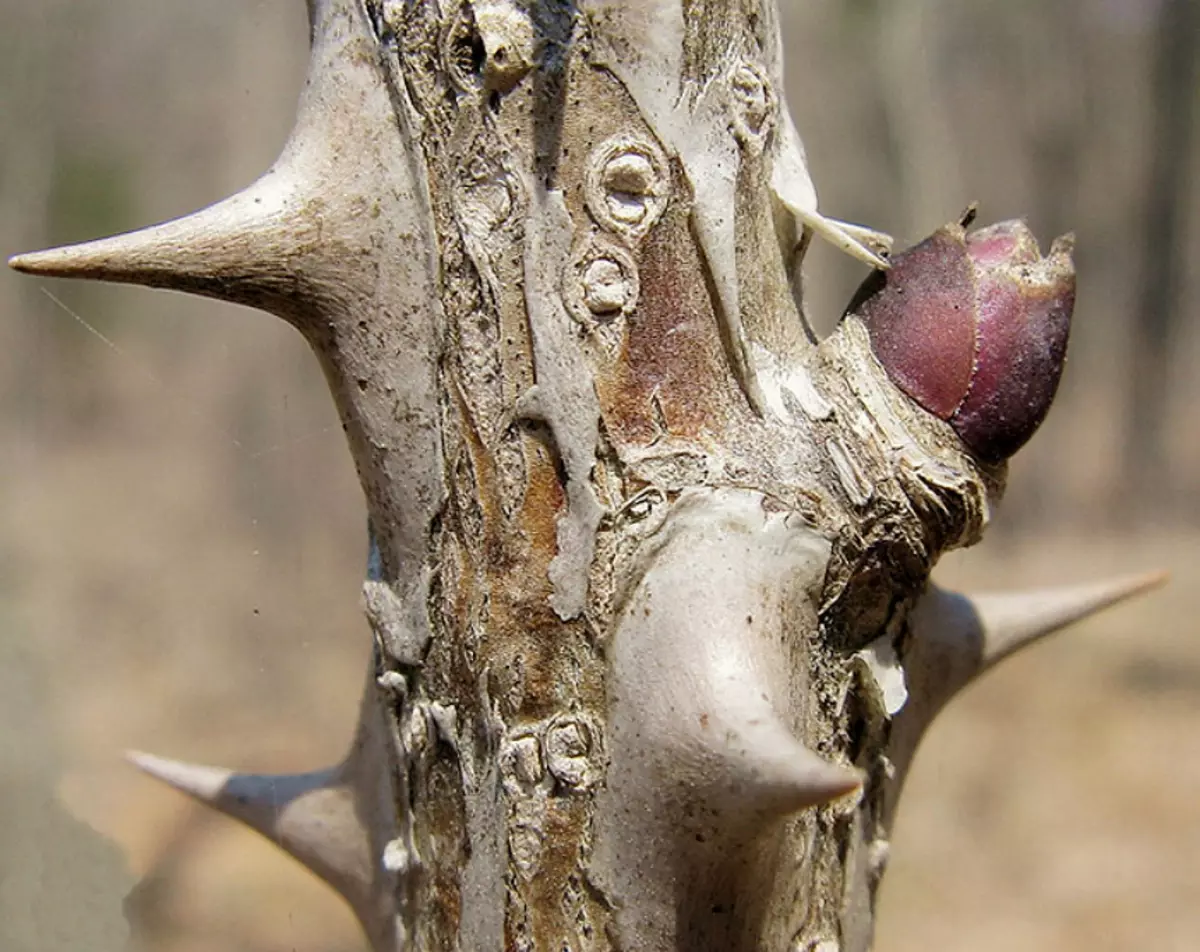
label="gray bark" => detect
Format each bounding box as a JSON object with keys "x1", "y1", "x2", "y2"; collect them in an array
[{"x1": 9, "y1": 1, "x2": 1161, "y2": 949}]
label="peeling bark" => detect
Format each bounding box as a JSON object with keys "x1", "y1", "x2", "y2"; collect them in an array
[{"x1": 9, "y1": 1, "x2": 1162, "y2": 950}]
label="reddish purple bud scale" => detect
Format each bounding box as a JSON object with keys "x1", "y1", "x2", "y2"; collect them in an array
[{"x1": 846, "y1": 214, "x2": 1075, "y2": 462}]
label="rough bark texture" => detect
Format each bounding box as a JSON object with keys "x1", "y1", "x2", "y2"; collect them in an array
[{"x1": 9, "y1": 1, "x2": 1162, "y2": 950}]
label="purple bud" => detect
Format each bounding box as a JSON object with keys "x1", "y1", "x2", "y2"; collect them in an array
[{"x1": 846, "y1": 214, "x2": 1075, "y2": 462}]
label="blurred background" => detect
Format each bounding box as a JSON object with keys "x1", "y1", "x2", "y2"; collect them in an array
[{"x1": 0, "y1": 1, "x2": 1195, "y2": 950}]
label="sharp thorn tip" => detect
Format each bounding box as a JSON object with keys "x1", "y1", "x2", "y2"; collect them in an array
[
  {"x1": 125, "y1": 749, "x2": 233, "y2": 801},
  {"x1": 8, "y1": 252, "x2": 35, "y2": 273}
]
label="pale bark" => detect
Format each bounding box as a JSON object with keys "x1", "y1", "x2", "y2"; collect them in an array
[{"x1": 10, "y1": 1, "x2": 1162, "y2": 950}]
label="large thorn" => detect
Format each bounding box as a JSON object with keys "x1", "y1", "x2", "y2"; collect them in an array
[
  {"x1": 592, "y1": 489, "x2": 859, "y2": 949},
  {"x1": 878, "y1": 571, "x2": 1166, "y2": 825},
  {"x1": 9, "y1": 0, "x2": 423, "y2": 331},
  {"x1": 601, "y1": 488, "x2": 862, "y2": 822},
  {"x1": 960, "y1": 571, "x2": 1167, "y2": 670},
  {"x1": 8, "y1": 170, "x2": 311, "y2": 314},
  {"x1": 128, "y1": 666, "x2": 402, "y2": 951},
  {"x1": 893, "y1": 571, "x2": 1166, "y2": 760},
  {"x1": 126, "y1": 752, "x2": 384, "y2": 923},
  {"x1": 908, "y1": 571, "x2": 1167, "y2": 699}
]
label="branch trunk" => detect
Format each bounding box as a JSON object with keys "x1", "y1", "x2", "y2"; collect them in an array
[{"x1": 9, "y1": 1, "x2": 1160, "y2": 950}]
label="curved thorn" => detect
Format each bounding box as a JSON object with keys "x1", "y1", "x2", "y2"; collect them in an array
[
  {"x1": 730, "y1": 716, "x2": 863, "y2": 813},
  {"x1": 593, "y1": 490, "x2": 858, "y2": 948},
  {"x1": 599, "y1": 489, "x2": 860, "y2": 821}
]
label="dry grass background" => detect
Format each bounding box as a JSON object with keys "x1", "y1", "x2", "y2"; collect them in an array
[{"x1": 0, "y1": 2, "x2": 1195, "y2": 950}]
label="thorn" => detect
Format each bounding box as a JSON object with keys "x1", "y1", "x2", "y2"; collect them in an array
[
  {"x1": 125, "y1": 750, "x2": 370, "y2": 893},
  {"x1": 905, "y1": 571, "x2": 1168, "y2": 709},
  {"x1": 731, "y1": 717, "x2": 864, "y2": 813},
  {"x1": 880, "y1": 570, "x2": 1167, "y2": 824},
  {"x1": 127, "y1": 704, "x2": 399, "y2": 951},
  {"x1": 126, "y1": 750, "x2": 240, "y2": 802},
  {"x1": 9, "y1": 0, "x2": 417, "y2": 336},
  {"x1": 969, "y1": 570, "x2": 1167, "y2": 668},
  {"x1": 600, "y1": 489, "x2": 860, "y2": 835},
  {"x1": 8, "y1": 169, "x2": 309, "y2": 311}
]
